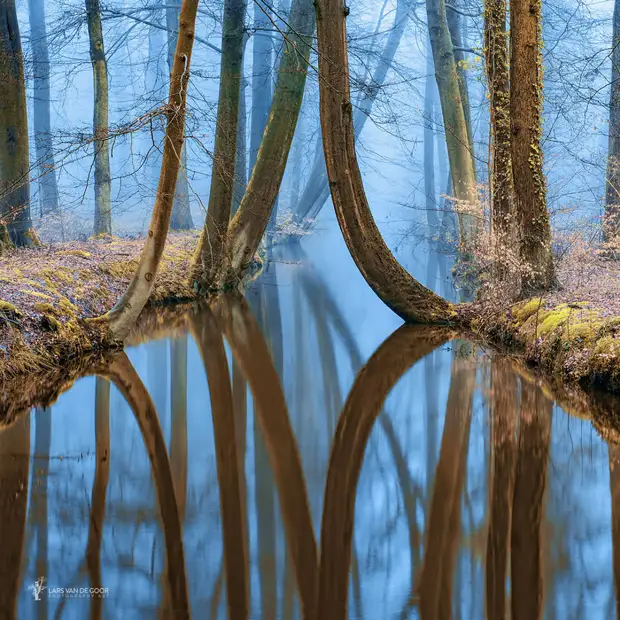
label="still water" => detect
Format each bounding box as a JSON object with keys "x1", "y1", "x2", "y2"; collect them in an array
[{"x1": 0, "y1": 236, "x2": 619, "y2": 619}]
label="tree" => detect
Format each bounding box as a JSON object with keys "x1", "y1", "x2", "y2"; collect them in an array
[
  {"x1": 190, "y1": 0, "x2": 246, "y2": 291},
  {"x1": 0, "y1": 0, "x2": 37, "y2": 249},
  {"x1": 484, "y1": 0, "x2": 514, "y2": 245},
  {"x1": 427, "y1": 0, "x2": 479, "y2": 246},
  {"x1": 86, "y1": 0, "x2": 112, "y2": 235},
  {"x1": 28, "y1": 0, "x2": 60, "y2": 216},
  {"x1": 511, "y1": 0, "x2": 554, "y2": 292},
  {"x1": 166, "y1": 0, "x2": 194, "y2": 230},
  {"x1": 313, "y1": 0, "x2": 454, "y2": 323},
  {"x1": 605, "y1": 0, "x2": 620, "y2": 242},
  {"x1": 96, "y1": 0, "x2": 200, "y2": 341}
]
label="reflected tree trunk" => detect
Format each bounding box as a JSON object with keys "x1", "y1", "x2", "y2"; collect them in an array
[
  {"x1": 0, "y1": 415, "x2": 30, "y2": 617},
  {"x1": 170, "y1": 336, "x2": 188, "y2": 518},
  {"x1": 86, "y1": 0, "x2": 112, "y2": 235},
  {"x1": 87, "y1": 379, "x2": 110, "y2": 620},
  {"x1": 191, "y1": 310, "x2": 250, "y2": 619},
  {"x1": 609, "y1": 442, "x2": 620, "y2": 618},
  {"x1": 485, "y1": 359, "x2": 517, "y2": 620},
  {"x1": 0, "y1": 0, "x2": 37, "y2": 249},
  {"x1": 510, "y1": 379, "x2": 552, "y2": 620},
  {"x1": 28, "y1": 0, "x2": 60, "y2": 216},
  {"x1": 166, "y1": 0, "x2": 194, "y2": 230},
  {"x1": 417, "y1": 354, "x2": 475, "y2": 619}
]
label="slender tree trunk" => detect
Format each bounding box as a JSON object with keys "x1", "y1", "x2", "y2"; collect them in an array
[
  {"x1": 86, "y1": 0, "x2": 112, "y2": 235},
  {"x1": 250, "y1": 2, "x2": 273, "y2": 173},
  {"x1": 425, "y1": 36, "x2": 439, "y2": 233},
  {"x1": 170, "y1": 336, "x2": 188, "y2": 518},
  {"x1": 166, "y1": 0, "x2": 194, "y2": 230},
  {"x1": 97, "y1": 0, "x2": 200, "y2": 340},
  {"x1": 294, "y1": 0, "x2": 412, "y2": 226},
  {"x1": 609, "y1": 443, "x2": 620, "y2": 618},
  {"x1": 314, "y1": 0, "x2": 454, "y2": 323},
  {"x1": 0, "y1": 415, "x2": 30, "y2": 617},
  {"x1": 87, "y1": 378, "x2": 110, "y2": 620},
  {"x1": 233, "y1": 51, "x2": 248, "y2": 214},
  {"x1": 191, "y1": 0, "x2": 246, "y2": 291},
  {"x1": 214, "y1": 0, "x2": 315, "y2": 287},
  {"x1": 485, "y1": 359, "x2": 517, "y2": 620},
  {"x1": 28, "y1": 0, "x2": 60, "y2": 216},
  {"x1": 427, "y1": 0, "x2": 479, "y2": 247},
  {"x1": 510, "y1": 0, "x2": 554, "y2": 292},
  {"x1": 484, "y1": 0, "x2": 514, "y2": 245},
  {"x1": 510, "y1": 379, "x2": 552, "y2": 620},
  {"x1": 606, "y1": 0, "x2": 620, "y2": 242},
  {"x1": 0, "y1": 0, "x2": 37, "y2": 249}
]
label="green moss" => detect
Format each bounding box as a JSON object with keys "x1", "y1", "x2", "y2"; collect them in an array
[
  {"x1": 56, "y1": 250, "x2": 92, "y2": 258},
  {"x1": 0, "y1": 300, "x2": 18, "y2": 314},
  {"x1": 512, "y1": 297, "x2": 544, "y2": 323}
]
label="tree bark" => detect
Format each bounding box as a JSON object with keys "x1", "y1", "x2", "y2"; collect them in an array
[
  {"x1": 609, "y1": 442, "x2": 620, "y2": 618},
  {"x1": 427, "y1": 0, "x2": 479, "y2": 247},
  {"x1": 484, "y1": 0, "x2": 514, "y2": 245},
  {"x1": 166, "y1": 0, "x2": 194, "y2": 230},
  {"x1": 510, "y1": 0, "x2": 554, "y2": 292},
  {"x1": 425, "y1": 35, "x2": 439, "y2": 233},
  {"x1": 86, "y1": 0, "x2": 113, "y2": 235},
  {"x1": 605, "y1": 0, "x2": 620, "y2": 242},
  {"x1": 190, "y1": 0, "x2": 246, "y2": 291},
  {"x1": 28, "y1": 0, "x2": 60, "y2": 216},
  {"x1": 98, "y1": 0, "x2": 200, "y2": 341},
  {"x1": 213, "y1": 0, "x2": 315, "y2": 287},
  {"x1": 0, "y1": 0, "x2": 37, "y2": 248},
  {"x1": 314, "y1": 0, "x2": 455, "y2": 323}
]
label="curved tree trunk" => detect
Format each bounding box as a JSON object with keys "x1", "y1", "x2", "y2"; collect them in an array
[
  {"x1": 198, "y1": 0, "x2": 315, "y2": 288},
  {"x1": 606, "y1": 0, "x2": 620, "y2": 243},
  {"x1": 97, "y1": 0, "x2": 200, "y2": 341},
  {"x1": 294, "y1": 0, "x2": 412, "y2": 226},
  {"x1": 190, "y1": 0, "x2": 246, "y2": 291},
  {"x1": 86, "y1": 0, "x2": 112, "y2": 235},
  {"x1": 0, "y1": 0, "x2": 37, "y2": 249},
  {"x1": 484, "y1": 0, "x2": 514, "y2": 247},
  {"x1": 314, "y1": 0, "x2": 455, "y2": 323},
  {"x1": 427, "y1": 0, "x2": 479, "y2": 247},
  {"x1": 510, "y1": 0, "x2": 554, "y2": 292},
  {"x1": 166, "y1": 0, "x2": 194, "y2": 230},
  {"x1": 28, "y1": 0, "x2": 60, "y2": 216}
]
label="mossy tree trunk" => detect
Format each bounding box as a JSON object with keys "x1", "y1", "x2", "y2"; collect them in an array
[
  {"x1": 427, "y1": 0, "x2": 479, "y2": 247},
  {"x1": 314, "y1": 0, "x2": 454, "y2": 323},
  {"x1": 484, "y1": 0, "x2": 514, "y2": 245},
  {"x1": 28, "y1": 0, "x2": 60, "y2": 216},
  {"x1": 510, "y1": 0, "x2": 554, "y2": 292},
  {"x1": 190, "y1": 0, "x2": 246, "y2": 291},
  {"x1": 605, "y1": 0, "x2": 620, "y2": 242},
  {"x1": 0, "y1": 0, "x2": 37, "y2": 248},
  {"x1": 213, "y1": 0, "x2": 315, "y2": 287},
  {"x1": 99, "y1": 0, "x2": 200, "y2": 341},
  {"x1": 166, "y1": 0, "x2": 194, "y2": 231},
  {"x1": 86, "y1": 0, "x2": 112, "y2": 235}
]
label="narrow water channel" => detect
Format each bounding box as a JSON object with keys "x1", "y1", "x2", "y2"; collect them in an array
[{"x1": 0, "y1": 239, "x2": 618, "y2": 618}]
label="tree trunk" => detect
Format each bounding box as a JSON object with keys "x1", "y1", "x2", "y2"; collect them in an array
[
  {"x1": 86, "y1": 0, "x2": 112, "y2": 235},
  {"x1": 98, "y1": 0, "x2": 200, "y2": 341},
  {"x1": 426, "y1": 0, "x2": 479, "y2": 247},
  {"x1": 233, "y1": 57, "x2": 248, "y2": 214},
  {"x1": 510, "y1": 0, "x2": 554, "y2": 292},
  {"x1": 425, "y1": 35, "x2": 439, "y2": 233},
  {"x1": 606, "y1": 0, "x2": 620, "y2": 242},
  {"x1": 166, "y1": 0, "x2": 194, "y2": 230},
  {"x1": 294, "y1": 0, "x2": 412, "y2": 226},
  {"x1": 484, "y1": 0, "x2": 514, "y2": 245},
  {"x1": 190, "y1": 0, "x2": 246, "y2": 291},
  {"x1": 170, "y1": 336, "x2": 188, "y2": 519},
  {"x1": 0, "y1": 0, "x2": 37, "y2": 248},
  {"x1": 213, "y1": 0, "x2": 315, "y2": 287},
  {"x1": 609, "y1": 442, "x2": 620, "y2": 618},
  {"x1": 314, "y1": 0, "x2": 454, "y2": 323},
  {"x1": 510, "y1": 379, "x2": 552, "y2": 620},
  {"x1": 28, "y1": 0, "x2": 60, "y2": 216},
  {"x1": 485, "y1": 359, "x2": 517, "y2": 620}
]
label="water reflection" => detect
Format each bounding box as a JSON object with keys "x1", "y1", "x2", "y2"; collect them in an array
[{"x1": 0, "y1": 256, "x2": 619, "y2": 618}]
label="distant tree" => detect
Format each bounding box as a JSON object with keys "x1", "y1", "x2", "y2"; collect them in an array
[
  {"x1": 28, "y1": 0, "x2": 60, "y2": 216},
  {"x1": 0, "y1": 0, "x2": 37, "y2": 249},
  {"x1": 86, "y1": 0, "x2": 112, "y2": 234}
]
